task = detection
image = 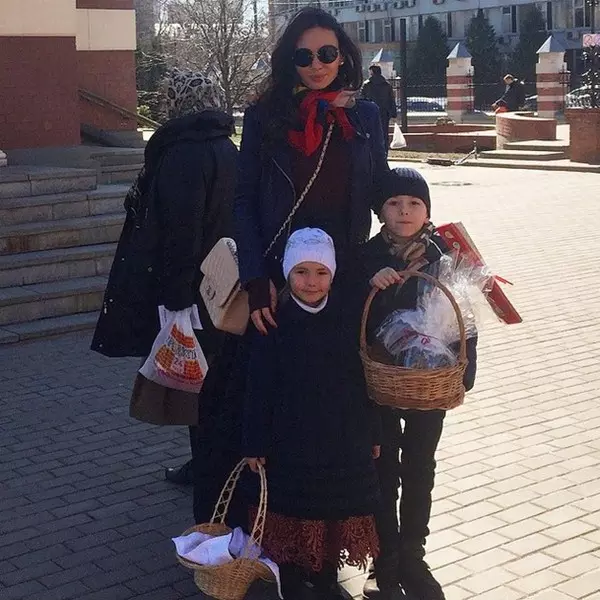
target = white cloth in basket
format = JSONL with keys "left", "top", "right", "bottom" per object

{"left": 173, "top": 527, "right": 282, "bottom": 598}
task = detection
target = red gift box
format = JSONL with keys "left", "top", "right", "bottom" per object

{"left": 436, "top": 222, "right": 522, "bottom": 325}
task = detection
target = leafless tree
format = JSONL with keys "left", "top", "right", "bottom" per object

{"left": 164, "top": 0, "right": 272, "bottom": 112}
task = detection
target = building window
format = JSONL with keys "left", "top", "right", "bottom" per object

{"left": 574, "top": 0, "right": 592, "bottom": 27}
{"left": 501, "top": 6, "right": 518, "bottom": 33}
{"left": 447, "top": 12, "right": 453, "bottom": 37}
{"left": 369, "top": 19, "right": 385, "bottom": 43}
{"left": 359, "top": 20, "right": 368, "bottom": 43}
{"left": 418, "top": 14, "right": 423, "bottom": 30}
{"left": 343, "top": 21, "right": 359, "bottom": 42}
{"left": 546, "top": 1, "right": 553, "bottom": 29}
{"left": 384, "top": 18, "right": 395, "bottom": 42}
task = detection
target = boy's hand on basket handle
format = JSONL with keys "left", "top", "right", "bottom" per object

{"left": 246, "top": 457, "right": 266, "bottom": 473}
{"left": 372, "top": 445, "right": 381, "bottom": 459}
{"left": 370, "top": 268, "right": 404, "bottom": 290}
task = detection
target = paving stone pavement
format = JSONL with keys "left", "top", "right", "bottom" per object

{"left": 1, "top": 164, "right": 600, "bottom": 600}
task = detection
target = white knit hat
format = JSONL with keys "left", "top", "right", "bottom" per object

{"left": 282, "top": 228, "right": 337, "bottom": 280}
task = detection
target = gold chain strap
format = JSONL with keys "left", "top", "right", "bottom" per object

{"left": 262, "top": 123, "right": 335, "bottom": 259}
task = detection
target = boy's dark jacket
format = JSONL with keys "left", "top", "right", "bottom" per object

{"left": 91, "top": 110, "right": 238, "bottom": 358}
{"left": 242, "top": 293, "right": 380, "bottom": 520}
{"left": 358, "top": 231, "right": 478, "bottom": 392}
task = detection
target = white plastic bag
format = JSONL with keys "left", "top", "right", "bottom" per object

{"left": 390, "top": 122, "right": 407, "bottom": 149}
{"left": 139, "top": 307, "right": 208, "bottom": 393}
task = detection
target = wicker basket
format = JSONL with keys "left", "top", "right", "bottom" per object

{"left": 176, "top": 459, "right": 275, "bottom": 600}
{"left": 360, "top": 270, "right": 467, "bottom": 411}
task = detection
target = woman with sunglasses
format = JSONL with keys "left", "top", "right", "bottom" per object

{"left": 233, "top": 7, "right": 393, "bottom": 600}
{"left": 234, "top": 6, "right": 389, "bottom": 337}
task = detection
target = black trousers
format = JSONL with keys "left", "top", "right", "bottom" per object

{"left": 381, "top": 117, "right": 390, "bottom": 157}
{"left": 375, "top": 408, "right": 445, "bottom": 559}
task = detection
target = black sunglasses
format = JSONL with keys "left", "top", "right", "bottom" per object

{"left": 293, "top": 45, "right": 340, "bottom": 68}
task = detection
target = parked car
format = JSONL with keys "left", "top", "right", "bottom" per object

{"left": 522, "top": 86, "right": 592, "bottom": 112}
{"left": 566, "top": 86, "right": 592, "bottom": 108}
{"left": 524, "top": 95, "right": 537, "bottom": 111}
{"left": 405, "top": 97, "right": 446, "bottom": 112}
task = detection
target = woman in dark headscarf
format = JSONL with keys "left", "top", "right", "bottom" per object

{"left": 91, "top": 70, "right": 241, "bottom": 501}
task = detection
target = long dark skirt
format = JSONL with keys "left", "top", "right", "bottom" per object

{"left": 192, "top": 334, "right": 249, "bottom": 529}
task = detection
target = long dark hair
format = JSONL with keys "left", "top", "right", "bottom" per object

{"left": 256, "top": 7, "right": 363, "bottom": 146}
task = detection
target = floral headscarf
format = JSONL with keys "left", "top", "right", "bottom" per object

{"left": 165, "top": 68, "right": 226, "bottom": 118}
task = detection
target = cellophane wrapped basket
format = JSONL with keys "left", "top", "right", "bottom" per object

{"left": 359, "top": 271, "right": 467, "bottom": 411}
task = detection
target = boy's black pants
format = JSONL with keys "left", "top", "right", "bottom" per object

{"left": 375, "top": 408, "right": 446, "bottom": 559}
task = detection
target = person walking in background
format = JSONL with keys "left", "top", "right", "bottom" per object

{"left": 492, "top": 74, "right": 526, "bottom": 113}
{"left": 91, "top": 69, "right": 239, "bottom": 490}
{"left": 361, "top": 65, "right": 397, "bottom": 155}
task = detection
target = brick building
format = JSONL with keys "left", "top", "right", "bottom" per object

{"left": 270, "top": 0, "right": 599, "bottom": 82}
{"left": 0, "top": 0, "right": 137, "bottom": 153}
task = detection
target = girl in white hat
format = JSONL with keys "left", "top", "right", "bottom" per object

{"left": 243, "top": 228, "right": 381, "bottom": 600}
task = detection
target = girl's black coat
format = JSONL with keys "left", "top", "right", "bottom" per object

{"left": 91, "top": 110, "right": 238, "bottom": 358}
{"left": 242, "top": 294, "right": 380, "bottom": 520}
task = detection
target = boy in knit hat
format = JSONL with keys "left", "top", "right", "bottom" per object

{"left": 360, "top": 168, "right": 478, "bottom": 600}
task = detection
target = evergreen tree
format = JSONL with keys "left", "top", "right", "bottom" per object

{"left": 408, "top": 16, "right": 449, "bottom": 95}
{"left": 510, "top": 5, "right": 548, "bottom": 85}
{"left": 465, "top": 9, "right": 502, "bottom": 108}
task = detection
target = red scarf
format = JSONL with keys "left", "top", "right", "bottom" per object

{"left": 288, "top": 90, "right": 355, "bottom": 156}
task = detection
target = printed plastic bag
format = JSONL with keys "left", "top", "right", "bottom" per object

{"left": 139, "top": 307, "right": 208, "bottom": 393}
{"left": 390, "top": 122, "right": 407, "bottom": 149}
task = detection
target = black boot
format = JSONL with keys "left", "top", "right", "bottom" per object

{"left": 311, "top": 563, "right": 351, "bottom": 600}
{"left": 363, "top": 554, "right": 404, "bottom": 600}
{"left": 165, "top": 459, "right": 194, "bottom": 485}
{"left": 281, "top": 564, "right": 313, "bottom": 600}
{"left": 397, "top": 549, "right": 444, "bottom": 600}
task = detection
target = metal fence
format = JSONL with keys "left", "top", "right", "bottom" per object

{"left": 389, "top": 75, "right": 581, "bottom": 116}
{"left": 390, "top": 79, "right": 448, "bottom": 115}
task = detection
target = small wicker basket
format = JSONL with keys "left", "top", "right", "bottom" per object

{"left": 360, "top": 270, "right": 467, "bottom": 411}
{"left": 176, "top": 459, "right": 275, "bottom": 600}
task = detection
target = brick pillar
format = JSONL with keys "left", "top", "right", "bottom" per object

{"left": 446, "top": 43, "right": 473, "bottom": 124}
{"left": 536, "top": 36, "right": 568, "bottom": 119}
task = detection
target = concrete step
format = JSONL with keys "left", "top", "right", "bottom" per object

{"left": 99, "top": 164, "right": 143, "bottom": 185}
{"left": 504, "top": 140, "right": 570, "bottom": 152}
{"left": 461, "top": 158, "right": 600, "bottom": 173}
{"left": 479, "top": 150, "right": 566, "bottom": 161}
{"left": 0, "top": 311, "right": 99, "bottom": 345}
{"left": 0, "top": 166, "right": 96, "bottom": 199}
{"left": 0, "top": 276, "right": 106, "bottom": 326}
{"left": 0, "top": 213, "right": 124, "bottom": 255}
{"left": 89, "top": 148, "right": 145, "bottom": 167}
{"left": 0, "top": 243, "right": 117, "bottom": 287}
{"left": 0, "top": 184, "right": 127, "bottom": 226}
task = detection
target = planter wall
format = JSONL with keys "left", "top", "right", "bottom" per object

{"left": 495, "top": 112, "right": 557, "bottom": 150}
{"left": 566, "top": 108, "right": 600, "bottom": 164}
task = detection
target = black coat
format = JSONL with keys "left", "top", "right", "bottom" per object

{"left": 358, "top": 232, "right": 478, "bottom": 392}
{"left": 361, "top": 74, "right": 398, "bottom": 122}
{"left": 496, "top": 80, "right": 525, "bottom": 111}
{"left": 234, "top": 101, "right": 388, "bottom": 285}
{"left": 242, "top": 294, "right": 381, "bottom": 520}
{"left": 91, "top": 110, "right": 238, "bottom": 358}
